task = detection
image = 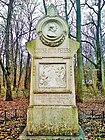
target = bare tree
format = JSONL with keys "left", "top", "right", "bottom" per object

{"left": 0, "top": 0, "right": 14, "bottom": 101}
{"left": 76, "top": 0, "right": 83, "bottom": 102}
{"left": 23, "top": 0, "right": 40, "bottom": 89}
{"left": 82, "top": 0, "right": 105, "bottom": 89}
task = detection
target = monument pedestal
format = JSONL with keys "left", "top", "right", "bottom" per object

{"left": 19, "top": 127, "right": 86, "bottom": 140}
{"left": 27, "top": 105, "right": 78, "bottom": 136}
{"left": 20, "top": 4, "right": 85, "bottom": 139}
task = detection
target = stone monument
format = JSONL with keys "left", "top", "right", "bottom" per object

{"left": 20, "top": 4, "right": 85, "bottom": 139}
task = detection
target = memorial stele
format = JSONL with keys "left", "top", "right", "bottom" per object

{"left": 26, "top": 4, "right": 81, "bottom": 137}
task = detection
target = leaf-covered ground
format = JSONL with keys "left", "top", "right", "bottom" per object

{"left": 0, "top": 96, "right": 105, "bottom": 139}
{"left": 77, "top": 96, "right": 105, "bottom": 140}
{"left": 0, "top": 97, "right": 29, "bottom": 139}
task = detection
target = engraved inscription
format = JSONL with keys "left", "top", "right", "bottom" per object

{"left": 34, "top": 94, "right": 73, "bottom": 105}
{"left": 36, "top": 47, "right": 71, "bottom": 53}
{"left": 39, "top": 63, "right": 66, "bottom": 88}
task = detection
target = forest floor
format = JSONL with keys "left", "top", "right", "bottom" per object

{"left": 0, "top": 94, "right": 105, "bottom": 140}
{"left": 77, "top": 94, "right": 105, "bottom": 140}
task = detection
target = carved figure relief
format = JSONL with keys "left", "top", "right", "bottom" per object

{"left": 39, "top": 64, "right": 66, "bottom": 88}
{"left": 43, "top": 22, "right": 61, "bottom": 39}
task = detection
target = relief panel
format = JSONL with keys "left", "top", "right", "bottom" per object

{"left": 39, "top": 63, "right": 66, "bottom": 88}
{"left": 34, "top": 58, "right": 70, "bottom": 93}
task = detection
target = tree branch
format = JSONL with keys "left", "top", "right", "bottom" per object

{"left": 82, "top": 53, "right": 97, "bottom": 67}
{"left": 70, "top": 33, "right": 76, "bottom": 39}
{"left": 67, "top": 0, "right": 75, "bottom": 16}
{"left": 0, "top": 0, "right": 8, "bottom": 6}
{"left": 81, "top": 40, "right": 95, "bottom": 49}
{"left": 12, "top": 28, "right": 36, "bottom": 46}
{"left": 82, "top": 31, "right": 95, "bottom": 40}
{"left": 0, "top": 13, "right": 6, "bottom": 20}
{"left": 90, "top": 13, "right": 97, "bottom": 28}
{"left": 101, "top": 1, "right": 105, "bottom": 10}
{"left": 81, "top": 21, "right": 96, "bottom": 27}
{"left": 85, "top": 2, "right": 97, "bottom": 15}
{"left": 102, "top": 32, "right": 105, "bottom": 38}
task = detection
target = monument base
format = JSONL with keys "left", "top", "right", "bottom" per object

{"left": 19, "top": 126, "right": 86, "bottom": 140}
{"left": 27, "top": 105, "right": 79, "bottom": 136}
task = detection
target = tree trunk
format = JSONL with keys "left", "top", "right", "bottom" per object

{"left": 76, "top": 0, "right": 83, "bottom": 102}
{"left": 24, "top": 20, "right": 32, "bottom": 89}
{"left": 0, "top": 58, "right": 12, "bottom": 100}
{"left": 24, "top": 53, "right": 31, "bottom": 89}
{"left": 18, "top": 49, "right": 23, "bottom": 88}
{"left": 5, "top": 76, "right": 12, "bottom": 100}
{"left": 96, "top": 0, "right": 102, "bottom": 89}
{"left": 101, "top": 59, "right": 104, "bottom": 91}
{"left": 64, "top": 0, "right": 70, "bottom": 38}
{"left": 5, "top": 0, "right": 14, "bottom": 100}
{"left": 43, "top": 0, "right": 47, "bottom": 15}
{"left": 13, "top": 22, "right": 19, "bottom": 90}
{"left": 3, "top": 54, "right": 5, "bottom": 87}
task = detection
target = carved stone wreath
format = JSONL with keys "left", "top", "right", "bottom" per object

{"left": 38, "top": 30, "right": 67, "bottom": 47}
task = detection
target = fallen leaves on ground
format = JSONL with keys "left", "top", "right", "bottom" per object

{"left": 0, "top": 97, "right": 29, "bottom": 139}
{"left": 0, "top": 118, "right": 26, "bottom": 139}
{"left": 77, "top": 97, "right": 105, "bottom": 139}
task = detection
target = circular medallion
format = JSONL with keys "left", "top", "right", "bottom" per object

{"left": 42, "top": 21, "right": 62, "bottom": 41}
{"left": 36, "top": 17, "right": 68, "bottom": 47}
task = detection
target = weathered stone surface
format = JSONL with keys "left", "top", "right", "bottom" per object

{"left": 33, "top": 94, "right": 76, "bottom": 106}
{"left": 34, "top": 58, "right": 71, "bottom": 94}
{"left": 26, "top": 38, "right": 79, "bottom": 58}
{"left": 27, "top": 106, "right": 79, "bottom": 136}
{"left": 19, "top": 127, "right": 86, "bottom": 140}
{"left": 39, "top": 63, "right": 66, "bottom": 88}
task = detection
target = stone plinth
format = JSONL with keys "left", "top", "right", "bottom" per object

{"left": 27, "top": 106, "right": 78, "bottom": 136}
{"left": 19, "top": 127, "right": 86, "bottom": 140}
